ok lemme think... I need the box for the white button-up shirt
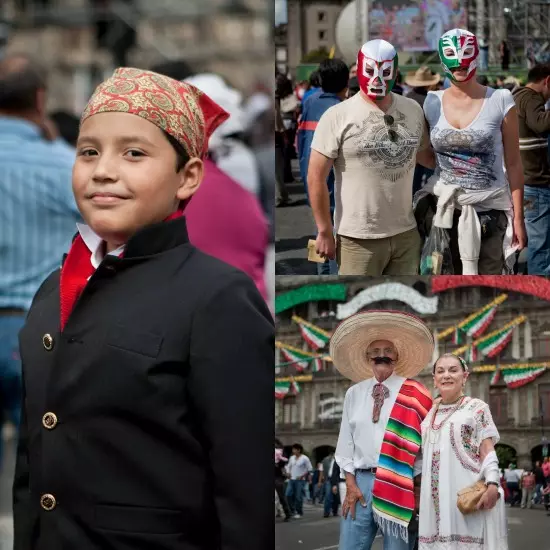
[335,374,423,477]
[286,454,313,480]
[77,223,125,270]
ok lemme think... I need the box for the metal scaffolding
[468,0,550,66]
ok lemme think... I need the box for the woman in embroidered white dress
[419,354,508,550]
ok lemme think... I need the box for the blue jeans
[0,314,25,469]
[339,471,416,550]
[524,186,550,275]
[286,479,306,515]
[324,480,340,516]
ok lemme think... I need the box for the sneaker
[293,514,301,519]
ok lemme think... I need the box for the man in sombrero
[331,310,434,550]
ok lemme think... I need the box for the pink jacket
[185,159,268,301]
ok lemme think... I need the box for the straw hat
[329,310,434,383]
[405,66,441,88]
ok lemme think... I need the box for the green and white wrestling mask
[438,29,479,82]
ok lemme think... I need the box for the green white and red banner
[292,315,331,350]
[275,381,291,399]
[461,304,499,339]
[466,345,478,362]
[453,315,526,361]
[476,325,515,358]
[439,294,507,341]
[275,379,302,399]
[490,369,501,385]
[501,366,546,389]
[276,342,323,372]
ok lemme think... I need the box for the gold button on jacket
[42,333,54,351]
[40,494,56,511]
[42,412,58,430]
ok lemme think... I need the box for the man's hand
[512,216,527,251]
[332,485,338,495]
[342,481,366,520]
[316,230,336,260]
[477,484,499,511]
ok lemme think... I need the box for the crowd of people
[276,29,550,277]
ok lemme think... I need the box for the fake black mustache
[373,357,393,365]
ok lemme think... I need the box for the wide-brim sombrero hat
[329,310,434,383]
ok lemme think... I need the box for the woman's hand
[477,484,500,511]
[512,216,527,250]
[342,481,366,520]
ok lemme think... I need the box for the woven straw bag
[457,480,487,514]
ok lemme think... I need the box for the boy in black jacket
[13,68,274,550]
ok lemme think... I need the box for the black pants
[275,477,291,518]
[507,482,520,505]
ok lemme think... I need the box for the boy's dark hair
[163,130,190,172]
[308,70,321,88]
[527,63,550,83]
[292,443,303,453]
[0,54,47,112]
[319,58,350,93]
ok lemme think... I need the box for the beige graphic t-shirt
[311,92,429,239]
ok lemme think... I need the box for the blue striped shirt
[0,116,81,310]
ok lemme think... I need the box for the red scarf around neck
[59,210,184,331]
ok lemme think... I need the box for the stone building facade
[0,0,271,113]
[286,0,349,73]
[275,276,550,468]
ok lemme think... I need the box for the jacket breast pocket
[106,325,163,358]
[94,503,183,534]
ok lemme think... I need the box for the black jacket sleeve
[13,378,36,550]
[189,271,274,550]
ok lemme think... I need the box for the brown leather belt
[357,467,377,474]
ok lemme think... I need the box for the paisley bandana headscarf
[438,29,479,82]
[357,39,398,101]
[81,67,229,159]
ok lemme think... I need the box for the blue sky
[275,0,287,24]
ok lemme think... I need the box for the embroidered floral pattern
[431,450,441,531]
[476,408,490,429]
[460,424,480,463]
[450,422,481,473]
[419,534,484,544]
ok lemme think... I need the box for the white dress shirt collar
[76,223,126,269]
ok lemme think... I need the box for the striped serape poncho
[372,379,432,542]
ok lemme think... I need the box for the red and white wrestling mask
[357,39,399,101]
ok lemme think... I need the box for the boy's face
[73,112,202,247]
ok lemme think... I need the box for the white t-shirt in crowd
[286,454,313,480]
[423,87,516,192]
[311,91,428,240]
